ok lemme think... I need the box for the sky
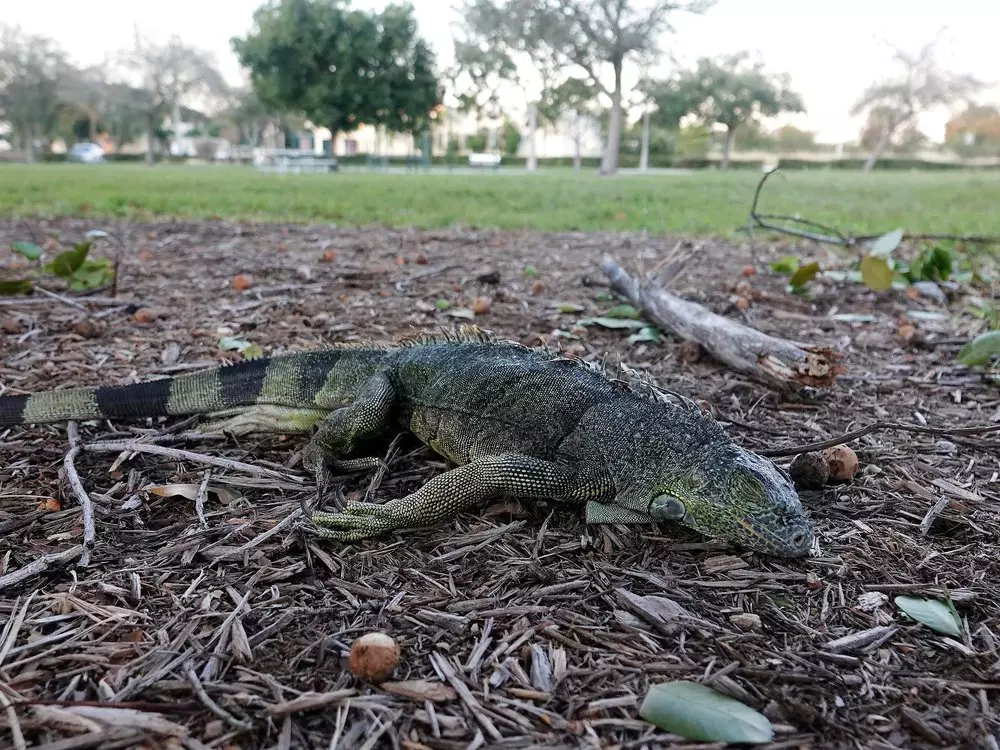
[6,0,998,143]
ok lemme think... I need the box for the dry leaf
[231,274,253,291]
[146,483,239,505]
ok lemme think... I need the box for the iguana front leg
[312,453,577,540]
[303,373,396,496]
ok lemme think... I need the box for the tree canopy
[232,0,441,144]
[455,0,714,174]
[646,52,803,169]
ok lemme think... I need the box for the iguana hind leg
[200,405,329,435]
[312,453,574,541]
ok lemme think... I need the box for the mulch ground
[0,217,998,750]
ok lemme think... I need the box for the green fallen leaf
[578,317,647,329]
[594,291,614,302]
[894,595,962,636]
[434,298,451,310]
[957,330,1000,366]
[548,301,584,313]
[523,264,538,278]
[639,681,774,744]
[769,256,799,275]
[0,278,34,295]
[218,337,264,359]
[789,261,820,289]
[44,241,91,278]
[11,241,42,260]
[218,336,252,351]
[860,256,893,291]
[447,307,475,320]
[604,304,641,319]
[868,228,904,258]
[627,326,661,345]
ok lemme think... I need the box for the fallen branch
[758,420,1000,457]
[599,255,843,389]
[64,421,96,566]
[746,167,1000,247]
[0,545,84,592]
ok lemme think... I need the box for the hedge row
[26,151,1000,171]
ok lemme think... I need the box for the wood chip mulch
[1,218,998,749]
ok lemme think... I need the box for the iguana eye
[650,494,686,520]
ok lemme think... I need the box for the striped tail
[0,348,383,429]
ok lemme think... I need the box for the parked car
[68,142,105,163]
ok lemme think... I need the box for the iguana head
[646,443,814,557]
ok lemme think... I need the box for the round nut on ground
[821,445,859,482]
[471,296,491,314]
[788,451,829,490]
[348,632,400,683]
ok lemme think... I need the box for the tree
[118,34,227,164]
[653,53,804,170]
[770,124,817,152]
[233,0,440,151]
[456,0,713,175]
[0,24,71,161]
[537,77,600,168]
[851,40,980,171]
[500,117,521,155]
[222,87,279,146]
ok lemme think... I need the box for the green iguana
[0,327,814,557]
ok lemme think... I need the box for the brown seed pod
[788,451,829,490]
[348,632,400,683]
[821,445,859,482]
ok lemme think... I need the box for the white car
[68,143,105,163]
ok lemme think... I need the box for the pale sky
[6,0,999,142]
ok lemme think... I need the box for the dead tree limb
[599,255,844,389]
[746,167,1000,247]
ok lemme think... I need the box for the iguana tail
[0,349,388,429]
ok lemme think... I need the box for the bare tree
[118,33,228,164]
[0,24,70,162]
[456,0,713,175]
[540,0,714,175]
[851,40,980,171]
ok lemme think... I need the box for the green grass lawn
[1,163,998,237]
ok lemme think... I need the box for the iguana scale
[0,328,814,557]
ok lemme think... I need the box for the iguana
[0,327,814,557]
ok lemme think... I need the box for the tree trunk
[639,110,650,171]
[721,126,735,171]
[573,132,582,170]
[863,126,894,172]
[599,59,624,175]
[145,113,156,165]
[22,127,37,163]
[527,104,537,172]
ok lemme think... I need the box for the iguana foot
[312,503,398,540]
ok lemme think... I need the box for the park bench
[468,152,501,169]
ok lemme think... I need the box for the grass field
[2,163,999,236]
